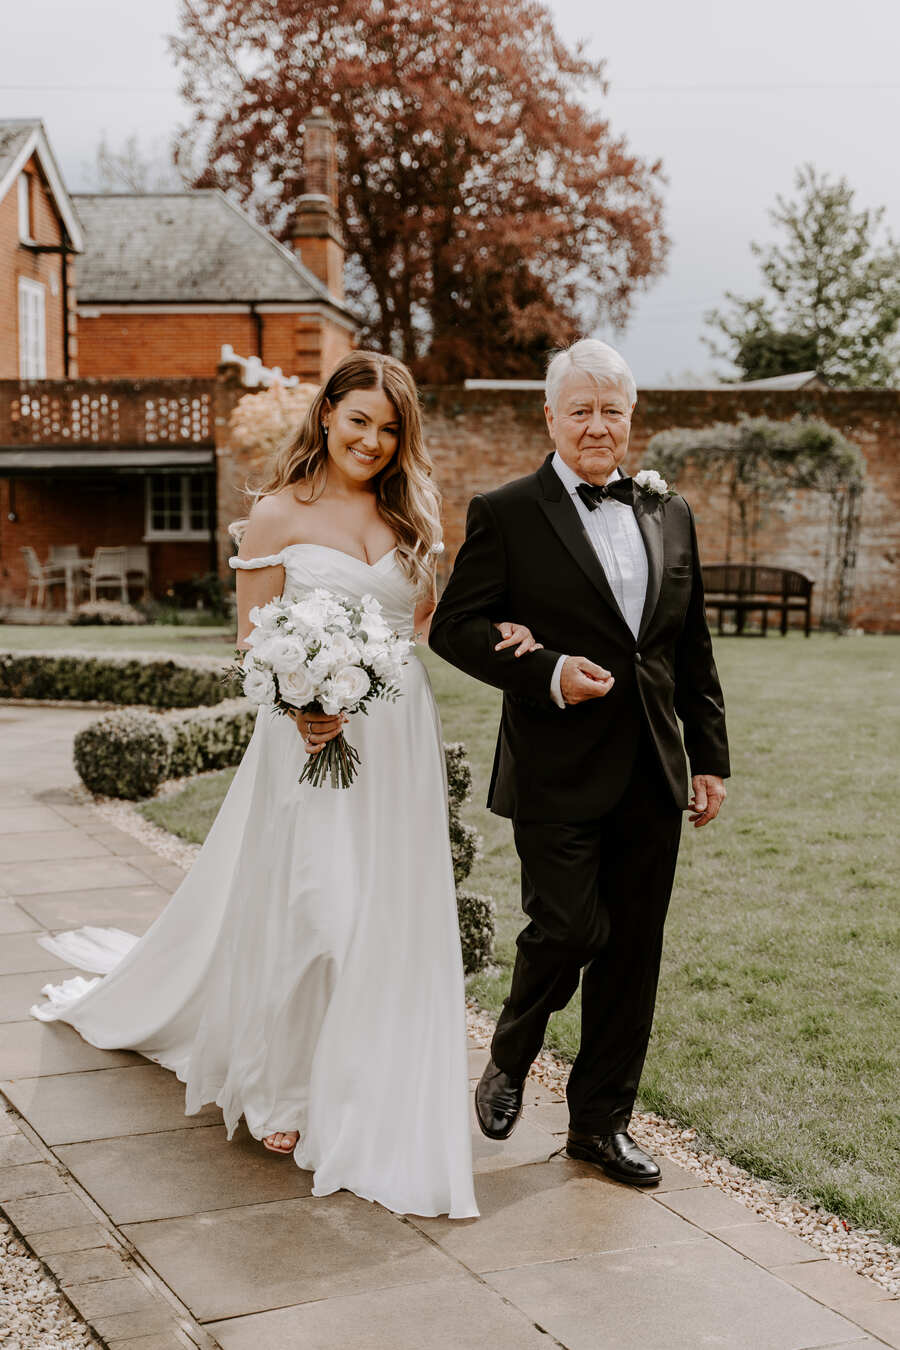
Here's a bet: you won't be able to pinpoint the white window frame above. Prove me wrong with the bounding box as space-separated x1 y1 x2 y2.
144 472 213 542
17 173 33 241
18 278 46 379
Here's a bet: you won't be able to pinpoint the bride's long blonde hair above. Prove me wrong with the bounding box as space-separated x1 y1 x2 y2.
234 351 441 591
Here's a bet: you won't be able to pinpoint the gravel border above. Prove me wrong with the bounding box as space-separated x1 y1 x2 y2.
75 786 900 1296
0 1220 99 1350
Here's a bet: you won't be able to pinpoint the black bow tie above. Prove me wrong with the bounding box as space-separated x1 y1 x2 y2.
576 478 634 510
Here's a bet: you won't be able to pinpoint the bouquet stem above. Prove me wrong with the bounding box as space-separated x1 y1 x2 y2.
298 731 361 789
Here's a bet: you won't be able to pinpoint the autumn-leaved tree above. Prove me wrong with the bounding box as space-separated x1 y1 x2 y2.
171 0 667 380
706 165 900 387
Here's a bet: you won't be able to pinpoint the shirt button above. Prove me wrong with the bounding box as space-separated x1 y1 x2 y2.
635 651 643 663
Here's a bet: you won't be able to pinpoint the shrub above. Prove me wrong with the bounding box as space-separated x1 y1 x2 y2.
73 699 255 799
74 710 172 800
72 600 147 626
457 891 497 975
0 650 229 708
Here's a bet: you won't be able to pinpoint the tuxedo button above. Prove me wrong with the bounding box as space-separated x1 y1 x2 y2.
635 651 643 663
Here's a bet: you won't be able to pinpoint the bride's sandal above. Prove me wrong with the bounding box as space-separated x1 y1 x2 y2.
263 1131 299 1154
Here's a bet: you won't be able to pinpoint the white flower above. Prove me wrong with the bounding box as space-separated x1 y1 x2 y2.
258 634 308 675
325 631 360 666
361 613 392 644
290 592 341 631
432 540 445 555
248 601 281 630
634 469 669 496
243 667 276 706
328 665 371 710
278 665 317 708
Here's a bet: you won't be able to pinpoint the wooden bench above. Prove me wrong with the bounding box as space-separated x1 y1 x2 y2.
701 564 814 636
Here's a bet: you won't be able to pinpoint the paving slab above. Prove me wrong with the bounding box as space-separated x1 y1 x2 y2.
16 883 170 933
121 1193 459 1322
0 829 110 862
64 1273 159 1320
412 1157 704 1272
486 1240 864 1350
1 1064 221 1144
0 967 81 1022
125 858 186 891
88 829 158 858
522 1100 569 1133
0 1159 68 1201
651 1158 708 1192
90 1307 187 1343
44 1243 133 1285
717 1220 823 1268
0 901 40 933
29 1222 110 1256
0 1130 41 1164
1 1188 93 1234
771 1258 890 1311
0 930 72 974
3 855 151 896
104 1333 193 1350
656 1179 763 1231
55 1122 315 1223
837 1300 900 1348
207 1273 555 1350
0 1018 141 1077
471 1113 558 1174
0 805 72 833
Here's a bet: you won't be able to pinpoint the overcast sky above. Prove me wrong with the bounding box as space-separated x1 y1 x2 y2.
3 0 899 385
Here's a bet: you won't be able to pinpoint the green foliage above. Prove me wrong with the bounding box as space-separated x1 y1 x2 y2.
0 650 229 708
457 891 497 975
74 710 173 800
706 163 900 387
73 699 256 799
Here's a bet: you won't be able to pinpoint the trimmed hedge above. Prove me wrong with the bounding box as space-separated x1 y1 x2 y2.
73 710 497 971
0 649 230 708
74 699 256 799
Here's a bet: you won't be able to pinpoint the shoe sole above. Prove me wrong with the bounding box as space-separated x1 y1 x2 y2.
565 1142 660 1186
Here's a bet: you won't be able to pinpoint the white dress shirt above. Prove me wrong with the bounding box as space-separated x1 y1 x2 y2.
548 450 649 708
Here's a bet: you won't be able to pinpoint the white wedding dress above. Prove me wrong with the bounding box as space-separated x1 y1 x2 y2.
32 544 478 1220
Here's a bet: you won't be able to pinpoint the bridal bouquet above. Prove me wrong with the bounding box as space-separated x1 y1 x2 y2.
234 588 411 788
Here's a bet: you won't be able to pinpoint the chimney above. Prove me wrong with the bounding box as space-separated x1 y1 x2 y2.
290 109 345 302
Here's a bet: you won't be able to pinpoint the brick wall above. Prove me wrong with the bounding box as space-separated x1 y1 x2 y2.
418 386 900 633
0 155 71 379
78 310 354 381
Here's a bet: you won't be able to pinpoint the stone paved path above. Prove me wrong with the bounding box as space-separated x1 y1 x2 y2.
1 704 898 1349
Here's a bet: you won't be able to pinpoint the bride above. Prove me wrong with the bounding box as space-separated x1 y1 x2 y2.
31 349 539 1220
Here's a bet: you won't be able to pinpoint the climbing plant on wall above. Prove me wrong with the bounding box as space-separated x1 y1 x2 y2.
648 416 865 630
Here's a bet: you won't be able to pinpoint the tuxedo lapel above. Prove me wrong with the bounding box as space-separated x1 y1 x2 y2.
535 457 633 635
634 493 664 641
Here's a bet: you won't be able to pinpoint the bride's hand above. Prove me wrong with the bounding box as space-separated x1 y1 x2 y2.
493 622 544 658
293 710 347 755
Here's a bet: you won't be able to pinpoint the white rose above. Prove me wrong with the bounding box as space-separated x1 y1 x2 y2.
248 602 280 630
307 646 339 682
278 665 317 708
290 594 338 631
325 631 360 666
361 614 392 644
259 634 308 675
328 665 371 710
635 469 668 495
243 667 276 706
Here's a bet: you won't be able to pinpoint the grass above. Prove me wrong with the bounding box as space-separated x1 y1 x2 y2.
139 635 900 1242
0 622 235 658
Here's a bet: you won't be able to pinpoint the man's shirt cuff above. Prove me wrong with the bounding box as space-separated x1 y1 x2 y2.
550 654 569 708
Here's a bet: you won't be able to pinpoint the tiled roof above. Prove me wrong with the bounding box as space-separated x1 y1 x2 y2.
0 119 40 184
72 190 349 310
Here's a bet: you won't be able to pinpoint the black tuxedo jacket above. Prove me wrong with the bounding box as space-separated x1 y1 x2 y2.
429 454 730 822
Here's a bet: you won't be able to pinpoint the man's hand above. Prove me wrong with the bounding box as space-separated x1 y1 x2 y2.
560 656 615 705
688 774 726 827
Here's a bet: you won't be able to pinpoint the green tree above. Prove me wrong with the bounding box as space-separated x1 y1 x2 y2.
171 0 668 381
706 165 900 387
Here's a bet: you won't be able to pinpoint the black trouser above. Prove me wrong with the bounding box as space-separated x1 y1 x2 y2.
491 729 683 1133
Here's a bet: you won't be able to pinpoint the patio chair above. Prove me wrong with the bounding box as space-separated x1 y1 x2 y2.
124 545 151 602
20 546 66 608
87 547 129 604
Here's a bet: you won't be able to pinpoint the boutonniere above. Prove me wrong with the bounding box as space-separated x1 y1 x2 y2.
634 469 677 500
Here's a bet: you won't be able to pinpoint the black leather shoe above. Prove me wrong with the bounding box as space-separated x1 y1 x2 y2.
566 1130 661 1186
474 1059 525 1140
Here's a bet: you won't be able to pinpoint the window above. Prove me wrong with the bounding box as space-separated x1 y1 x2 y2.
17 173 33 240
145 473 213 540
18 279 46 378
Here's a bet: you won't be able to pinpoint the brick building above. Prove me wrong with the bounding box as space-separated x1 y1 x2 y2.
0 119 83 380
0 112 357 607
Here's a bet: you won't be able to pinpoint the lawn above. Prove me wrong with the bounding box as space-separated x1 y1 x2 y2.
0 622 234 659
142 634 900 1242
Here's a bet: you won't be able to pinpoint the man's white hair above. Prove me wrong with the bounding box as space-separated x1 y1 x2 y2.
545 339 637 413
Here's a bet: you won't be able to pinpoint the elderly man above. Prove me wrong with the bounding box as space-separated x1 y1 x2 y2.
429 338 729 1185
